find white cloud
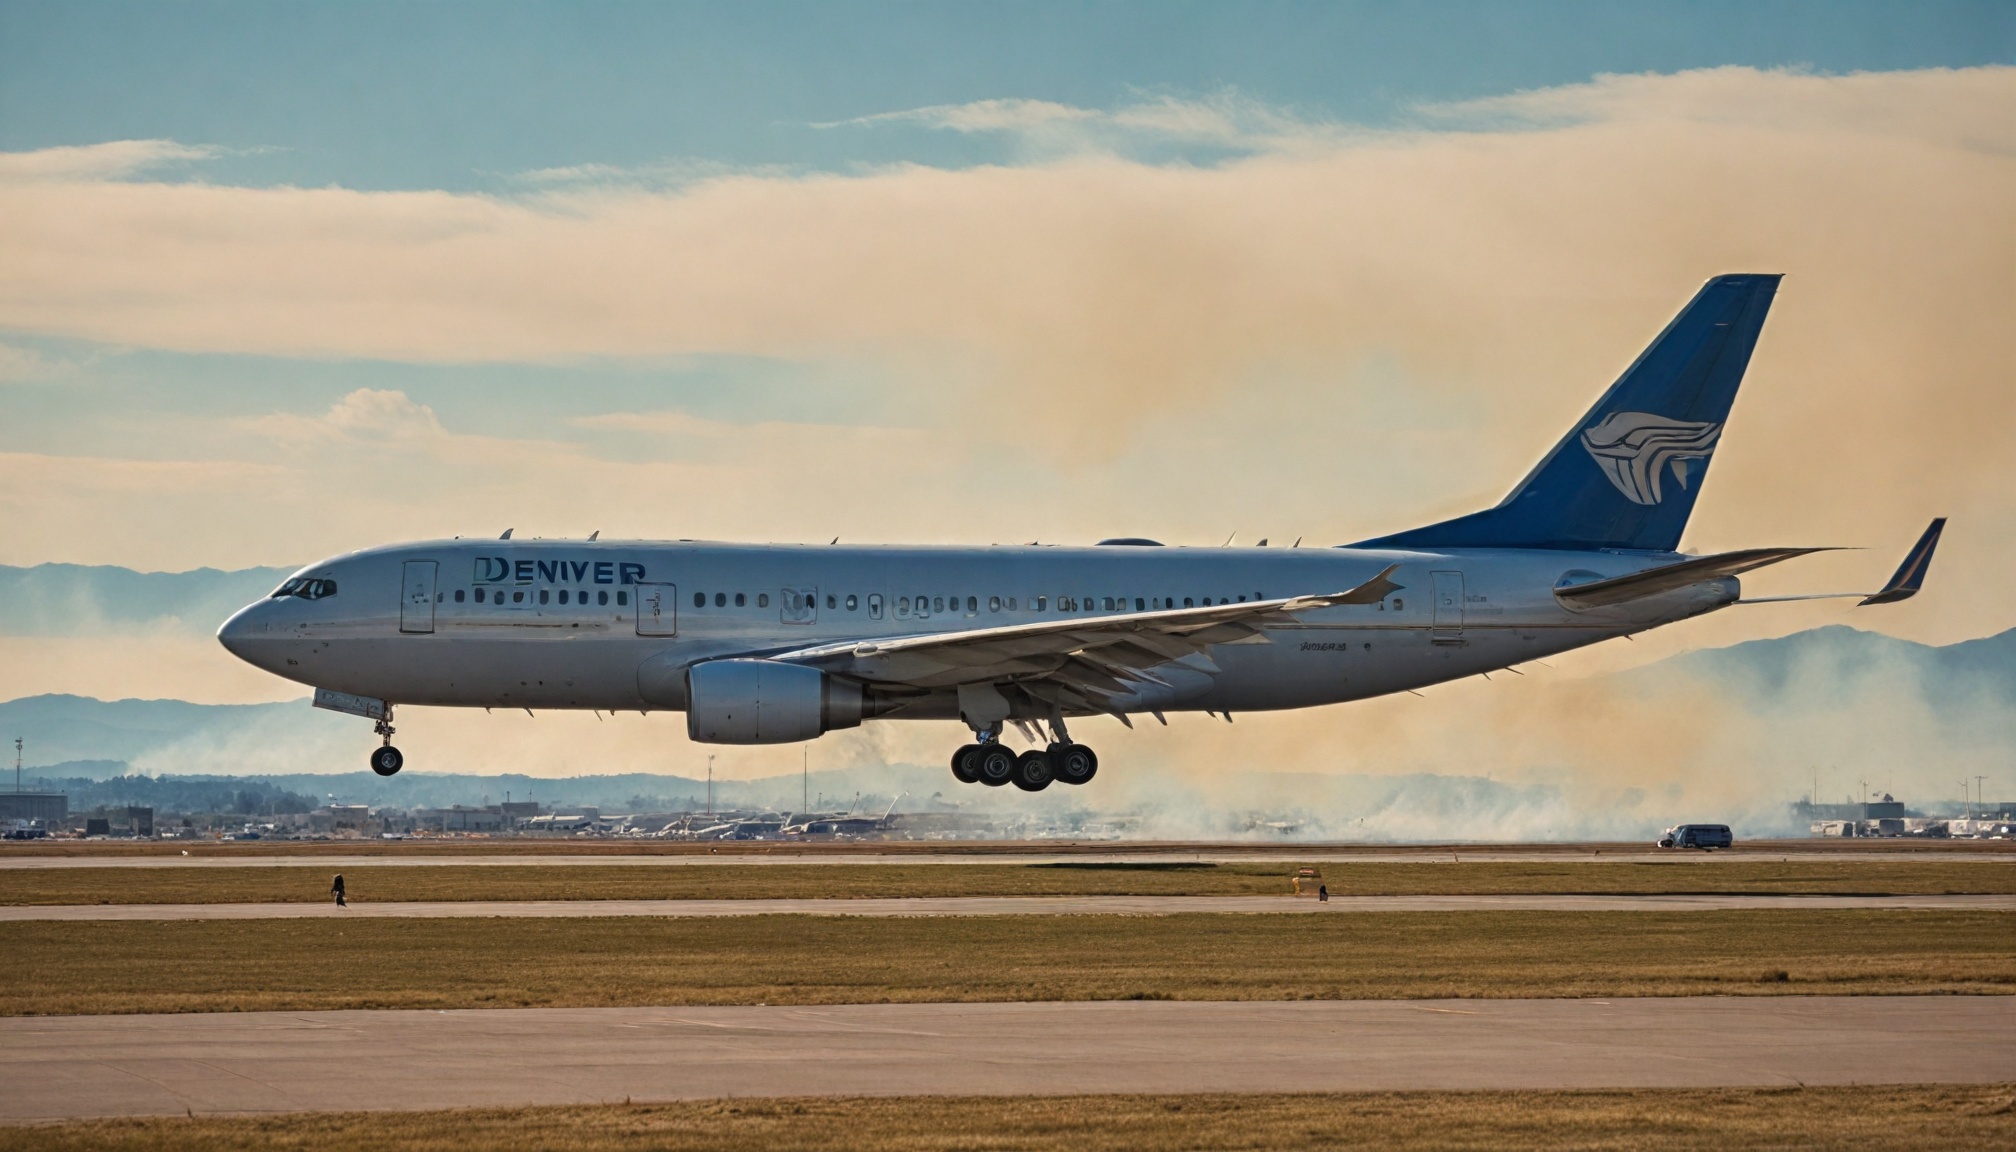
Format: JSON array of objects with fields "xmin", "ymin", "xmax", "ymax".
[
  {"xmin": 0, "ymin": 65, "xmax": 2012, "ymax": 656},
  {"xmin": 0, "ymin": 139, "xmax": 221, "ymax": 182},
  {"xmin": 240, "ymin": 388, "xmax": 448, "ymax": 443},
  {"xmin": 817, "ymin": 97, "xmax": 1099, "ymax": 134}
]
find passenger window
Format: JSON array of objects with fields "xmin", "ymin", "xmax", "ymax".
[
  {"xmin": 474, "ymin": 588, "xmax": 486, "ymax": 603},
  {"xmin": 933, "ymin": 597, "xmax": 944, "ymax": 613},
  {"xmin": 1035, "ymin": 596, "xmax": 1046, "ymax": 611},
  {"xmin": 454, "ymin": 589, "xmax": 465, "ymax": 603},
  {"xmin": 1007, "ymin": 597, "xmax": 1017, "ymax": 610},
  {"xmin": 513, "ymin": 591, "xmax": 525, "ymax": 603},
  {"xmin": 988, "ymin": 596, "xmax": 1001, "ymax": 612},
  {"xmin": 758, "ymin": 593, "xmax": 770, "ymax": 608},
  {"xmin": 846, "ymin": 594, "xmax": 858, "ymax": 611},
  {"xmin": 735, "ymin": 593, "xmax": 746, "ymax": 607},
  {"xmin": 1135, "ymin": 598, "xmax": 1144, "ymax": 611},
  {"xmin": 966, "ymin": 596, "xmax": 977, "ymax": 614},
  {"xmin": 599, "ymin": 590, "xmax": 609, "ymax": 606},
  {"xmin": 715, "ymin": 593, "xmax": 726, "ymax": 607},
  {"xmin": 867, "ymin": 594, "xmax": 882, "ymax": 619},
  {"xmin": 617, "ymin": 591, "xmax": 629, "ymax": 606},
  {"xmin": 897, "ymin": 596, "xmax": 910, "ymax": 617},
  {"xmin": 1101, "ymin": 597, "xmax": 1113, "ymax": 611},
  {"xmin": 1184, "ymin": 598, "xmax": 1194, "ymax": 607},
  {"xmin": 694, "ymin": 592, "xmax": 705, "ymax": 608},
  {"xmin": 1393, "ymin": 598, "xmax": 1404, "ymax": 611},
  {"xmin": 558, "ymin": 590, "xmax": 569, "ymax": 605},
  {"xmin": 826, "ymin": 594, "xmax": 837, "ymax": 610},
  {"xmin": 539, "ymin": 590, "xmax": 550, "ymax": 604},
  {"xmin": 917, "ymin": 594, "xmax": 931, "ymax": 618}
]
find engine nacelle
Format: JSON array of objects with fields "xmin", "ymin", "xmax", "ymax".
[{"xmin": 685, "ymin": 659, "xmax": 863, "ymax": 745}]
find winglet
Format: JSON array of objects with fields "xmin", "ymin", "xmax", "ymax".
[{"xmin": 1859, "ymin": 518, "xmax": 1946, "ymax": 606}]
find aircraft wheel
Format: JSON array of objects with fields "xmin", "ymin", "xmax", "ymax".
[
  {"xmin": 978, "ymin": 745, "xmax": 1018, "ymax": 787},
  {"xmin": 951, "ymin": 744, "xmax": 981, "ymax": 784},
  {"xmin": 370, "ymin": 745, "xmax": 404, "ymax": 777},
  {"xmin": 975, "ymin": 744, "xmax": 1016, "ymax": 787},
  {"xmin": 1052, "ymin": 742, "xmax": 1097, "ymax": 785},
  {"xmin": 1012, "ymin": 749, "xmax": 1055, "ymax": 791}
]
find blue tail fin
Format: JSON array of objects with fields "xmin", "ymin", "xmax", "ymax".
[{"xmin": 1359, "ymin": 274, "xmax": 1781, "ymax": 552}]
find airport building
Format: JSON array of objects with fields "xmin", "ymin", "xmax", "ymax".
[{"xmin": 0, "ymin": 792, "xmax": 68, "ymax": 825}]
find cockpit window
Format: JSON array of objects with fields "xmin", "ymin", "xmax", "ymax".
[{"xmin": 271, "ymin": 577, "xmax": 338, "ymax": 600}]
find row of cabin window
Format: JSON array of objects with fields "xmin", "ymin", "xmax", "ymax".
[
  {"xmin": 448, "ymin": 588, "xmax": 628, "ymax": 606},
  {"xmin": 682, "ymin": 591, "xmax": 1263, "ymax": 618}
]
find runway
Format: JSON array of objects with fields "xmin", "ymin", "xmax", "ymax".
[
  {"xmin": 4, "ymin": 892, "xmax": 2010, "ymax": 920},
  {"xmin": 4, "ymin": 997, "xmax": 2010, "ymax": 1121}
]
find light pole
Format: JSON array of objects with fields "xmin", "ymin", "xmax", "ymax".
[{"xmin": 707, "ymin": 755, "xmax": 714, "ymax": 819}]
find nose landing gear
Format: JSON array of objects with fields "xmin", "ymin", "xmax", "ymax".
[{"xmin": 370, "ymin": 710, "xmax": 403, "ymax": 777}]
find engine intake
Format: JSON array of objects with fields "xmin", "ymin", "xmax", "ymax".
[{"xmin": 685, "ymin": 659, "xmax": 863, "ymax": 745}]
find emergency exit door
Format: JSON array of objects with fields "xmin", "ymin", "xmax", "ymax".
[
  {"xmin": 635, "ymin": 583, "xmax": 678, "ymax": 637},
  {"xmin": 1430, "ymin": 570, "xmax": 1464, "ymax": 643},
  {"xmin": 400, "ymin": 561, "xmax": 438, "ymax": 634}
]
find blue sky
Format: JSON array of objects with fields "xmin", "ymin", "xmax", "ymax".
[{"xmin": 4, "ymin": 1, "xmax": 2010, "ymax": 190}]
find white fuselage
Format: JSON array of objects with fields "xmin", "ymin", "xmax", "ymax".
[{"xmin": 218, "ymin": 538, "xmax": 1734, "ymax": 724}]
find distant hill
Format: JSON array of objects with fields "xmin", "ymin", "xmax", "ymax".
[
  {"xmin": 1620, "ymin": 624, "xmax": 2016, "ymax": 711},
  {"xmin": 0, "ymin": 694, "xmax": 355, "ymax": 773},
  {"xmin": 0, "ymin": 563, "xmax": 295, "ymax": 636}
]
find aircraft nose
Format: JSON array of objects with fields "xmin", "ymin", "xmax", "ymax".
[{"xmin": 217, "ymin": 602, "xmax": 276, "ymax": 667}]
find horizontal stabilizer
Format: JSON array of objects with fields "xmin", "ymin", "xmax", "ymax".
[
  {"xmin": 1554, "ymin": 547, "xmax": 1832, "ymax": 610},
  {"xmin": 1860, "ymin": 518, "xmax": 1946, "ymax": 606}
]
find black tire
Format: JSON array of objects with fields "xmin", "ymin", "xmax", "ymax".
[
  {"xmin": 1052, "ymin": 742, "xmax": 1097, "ymax": 785},
  {"xmin": 978, "ymin": 745, "xmax": 1017, "ymax": 786},
  {"xmin": 951, "ymin": 744, "xmax": 982, "ymax": 784},
  {"xmin": 1013, "ymin": 748, "xmax": 1057, "ymax": 792},
  {"xmin": 370, "ymin": 745, "xmax": 404, "ymax": 777},
  {"xmin": 976, "ymin": 745, "xmax": 1016, "ymax": 787}
]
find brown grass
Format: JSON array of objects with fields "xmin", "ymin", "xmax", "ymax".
[
  {"xmin": 5, "ymin": 910, "xmax": 2009, "ymax": 1016},
  {"xmin": 6, "ymin": 1085, "xmax": 2015, "ymax": 1151},
  {"xmin": 5, "ymin": 859, "xmax": 2011, "ymax": 905}
]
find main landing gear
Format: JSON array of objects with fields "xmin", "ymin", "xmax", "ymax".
[
  {"xmin": 949, "ymin": 719, "xmax": 1097, "ymax": 793},
  {"xmin": 369, "ymin": 708, "xmax": 403, "ymax": 777}
]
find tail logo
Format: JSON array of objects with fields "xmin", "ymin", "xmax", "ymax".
[{"xmin": 1579, "ymin": 412, "xmax": 1722, "ymax": 506}]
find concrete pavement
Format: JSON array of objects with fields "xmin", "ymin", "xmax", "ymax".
[{"xmin": 3, "ymin": 997, "xmax": 2010, "ymax": 1121}]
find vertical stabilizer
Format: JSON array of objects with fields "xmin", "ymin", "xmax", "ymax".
[{"xmin": 1359, "ymin": 274, "xmax": 1780, "ymax": 552}]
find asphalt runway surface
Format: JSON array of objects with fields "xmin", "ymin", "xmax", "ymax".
[
  {"xmin": 5, "ymin": 997, "xmax": 2010, "ymax": 1121},
  {"xmin": 5, "ymin": 893, "xmax": 2010, "ymax": 920},
  {"xmin": 7, "ymin": 848, "xmax": 2013, "ymax": 868}
]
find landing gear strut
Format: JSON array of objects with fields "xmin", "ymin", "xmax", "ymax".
[{"xmin": 370, "ymin": 709, "xmax": 403, "ymax": 777}]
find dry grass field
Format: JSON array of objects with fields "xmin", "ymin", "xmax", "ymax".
[
  {"xmin": 6, "ymin": 909, "xmax": 2009, "ymax": 1016},
  {"xmin": 5, "ymin": 859, "xmax": 2011, "ymax": 905},
  {"xmin": 6, "ymin": 1085, "xmax": 2014, "ymax": 1151}
]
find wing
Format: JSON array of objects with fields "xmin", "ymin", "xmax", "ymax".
[
  {"xmin": 771, "ymin": 564, "xmax": 1405, "ymax": 715},
  {"xmin": 1551, "ymin": 547, "xmax": 1835, "ymax": 610}
]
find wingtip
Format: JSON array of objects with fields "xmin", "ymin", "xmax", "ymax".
[{"xmin": 1858, "ymin": 517, "xmax": 1946, "ymax": 607}]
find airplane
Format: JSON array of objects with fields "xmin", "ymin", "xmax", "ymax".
[{"xmin": 217, "ymin": 274, "xmax": 1945, "ymax": 793}]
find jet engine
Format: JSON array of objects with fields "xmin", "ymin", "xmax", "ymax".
[{"xmin": 685, "ymin": 659, "xmax": 863, "ymax": 744}]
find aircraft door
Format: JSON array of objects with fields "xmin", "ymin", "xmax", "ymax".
[
  {"xmin": 635, "ymin": 583, "xmax": 678, "ymax": 637},
  {"xmin": 1431, "ymin": 570, "xmax": 1464, "ymax": 643},
  {"xmin": 781, "ymin": 587, "xmax": 818, "ymax": 625},
  {"xmin": 400, "ymin": 561, "xmax": 438, "ymax": 634}
]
